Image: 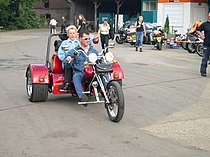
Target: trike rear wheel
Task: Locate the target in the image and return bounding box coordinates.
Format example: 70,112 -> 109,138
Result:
26,69 -> 48,102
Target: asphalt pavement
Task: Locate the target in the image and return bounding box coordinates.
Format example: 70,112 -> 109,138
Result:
0,29 -> 210,157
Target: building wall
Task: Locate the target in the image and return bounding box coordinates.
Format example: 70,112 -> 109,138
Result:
141,0 -> 158,23
33,0 -> 70,26
33,0 -> 95,26
33,0 -> 141,30
158,1 -> 208,34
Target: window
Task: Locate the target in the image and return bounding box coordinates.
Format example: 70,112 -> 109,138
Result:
46,14 -> 51,20
143,1 -> 157,11
44,0 -> 49,8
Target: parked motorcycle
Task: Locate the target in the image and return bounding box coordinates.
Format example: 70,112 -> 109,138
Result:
127,32 -> 136,46
186,32 -> 203,55
115,27 -> 127,44
150,29 -> 165,50
185,21 -> 202,54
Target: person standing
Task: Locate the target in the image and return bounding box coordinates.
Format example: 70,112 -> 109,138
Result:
77,14 -> 86,33
134,16 -> 146,52
97,19 -> 110,49
196,12 -> 210,77
49,17 -> 57,34
61,16 -> 67,33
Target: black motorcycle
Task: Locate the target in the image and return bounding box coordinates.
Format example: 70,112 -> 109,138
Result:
115,27 -> 127,44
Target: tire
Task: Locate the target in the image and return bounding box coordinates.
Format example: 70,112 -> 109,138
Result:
26,69 -> 48,102
116,79 -> 122,87
186,43 -> 196,53
106,81 -> 125,122
129,42 -> 135,46
157,42 -> 162,50
180,41 -> 187,50
196,43 -> 203,57
86,24 -> 93,33
115,36 -> 123,44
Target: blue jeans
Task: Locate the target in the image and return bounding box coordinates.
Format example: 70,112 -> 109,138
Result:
73,72 -> 109,98
135,31 -> 144,48
200,45 -> 210,74
73,72 -> 84,98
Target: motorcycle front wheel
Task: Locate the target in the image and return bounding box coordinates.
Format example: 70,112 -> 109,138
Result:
157,42 -> 162,50
105,81 -> 125,122
115,36 -> 123,44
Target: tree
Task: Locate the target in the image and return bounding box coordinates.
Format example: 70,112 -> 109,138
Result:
0,0 -> 44,30
164,15 -> 170,34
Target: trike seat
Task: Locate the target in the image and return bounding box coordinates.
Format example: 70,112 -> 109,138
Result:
52,54 -> 63,74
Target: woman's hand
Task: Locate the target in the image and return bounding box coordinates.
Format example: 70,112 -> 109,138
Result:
66,56 -> 72,63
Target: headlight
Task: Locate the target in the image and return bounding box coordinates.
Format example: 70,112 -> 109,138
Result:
88,53 -> 97,63
105,52 -> 114,62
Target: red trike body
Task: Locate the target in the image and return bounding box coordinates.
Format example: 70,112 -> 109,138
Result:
27,53 -> 124,95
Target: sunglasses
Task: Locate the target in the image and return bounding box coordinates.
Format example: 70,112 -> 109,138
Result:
82,37 -> 90,41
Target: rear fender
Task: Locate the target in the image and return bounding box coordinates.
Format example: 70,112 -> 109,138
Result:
26,64 -> 50,84
111,61 -> 124,80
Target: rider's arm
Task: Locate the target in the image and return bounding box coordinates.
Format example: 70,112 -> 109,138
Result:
196,24 -> 205,40
65,47 -> 78,59
107,23 -> 110,30
134,21 -> 137,29
58,40 -> 74,63
58,42 -> 67,62
196,30 -> 205,40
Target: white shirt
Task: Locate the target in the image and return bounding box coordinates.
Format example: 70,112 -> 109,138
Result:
50,19 -> 57,26
100,24 -> 109,35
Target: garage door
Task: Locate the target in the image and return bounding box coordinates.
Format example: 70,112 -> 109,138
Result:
163,4 -> 183,27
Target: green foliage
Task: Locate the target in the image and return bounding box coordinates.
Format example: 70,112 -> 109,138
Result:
0,0 -> 44,30
164,15 -> 170,34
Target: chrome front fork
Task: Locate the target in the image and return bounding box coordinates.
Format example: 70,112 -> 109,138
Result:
95,75 -> 110,104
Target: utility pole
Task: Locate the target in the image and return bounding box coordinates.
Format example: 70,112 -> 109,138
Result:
115,0 -> 124,32
92,0 -> 101,32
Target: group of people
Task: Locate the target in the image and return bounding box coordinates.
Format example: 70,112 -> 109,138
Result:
133,13 -> 210,78
53,12 -> 210,104
49,16 -> 66,34
49,14 -> 88,34
49,14 -> 114,50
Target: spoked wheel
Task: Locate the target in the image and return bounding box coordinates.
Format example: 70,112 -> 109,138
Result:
26,69 -> 48,102
196,43 -> 203,57
105,81 -> 125,122
115,36 -> 123,44
186,43 -> 196,53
